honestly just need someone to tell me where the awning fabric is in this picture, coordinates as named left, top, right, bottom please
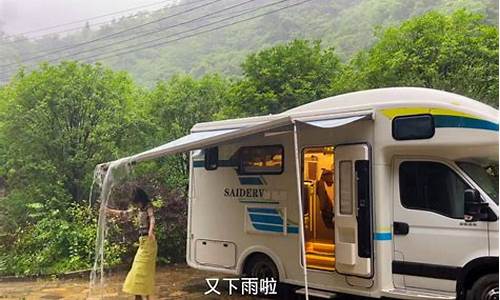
left=117, top=113, right=370, bottom=164
left=297, top=115, right=368, bottom=128
left=130, top=128, right=237, bottom=163
left=129, top=116, right=293, bottom=163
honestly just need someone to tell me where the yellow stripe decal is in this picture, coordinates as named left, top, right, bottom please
left=381, top=107, right=499, bottom=131
left=381, top=107, right=478, bottom=120
left=376, top=227, right=392, bottom=232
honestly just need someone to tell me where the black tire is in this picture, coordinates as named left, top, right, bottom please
left=468, top=273, right=499, bottom=300
left=244, top=253, right=279, bottom=280
left=244, top=253, right=297, bottom=299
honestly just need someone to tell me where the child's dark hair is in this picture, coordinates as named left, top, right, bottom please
left=131, top=187, right=150, bottom=207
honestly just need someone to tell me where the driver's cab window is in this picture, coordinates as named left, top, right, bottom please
left=399, top=161, right=469, bottom=219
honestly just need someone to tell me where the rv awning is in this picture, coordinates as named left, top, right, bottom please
left=115, top=113, right=370, bottom=165
left=297, top=115, right=368, bottom=128
left=129, top=129, right=237, bottom=162
left=128, top=116, right=292, bottom=163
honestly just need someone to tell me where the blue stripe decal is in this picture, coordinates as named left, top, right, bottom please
left=249, top=213, right=283, bottom=225
left=374, top=232, right=392, bottom=241
left=287, top=226, right=299, bottom=234
left=252, top=223, right=284, bottom=233
left=434, top=115, right=499, bottom=131
left=247, top=207, right=279, bottom=214
left=239, top=177, right=264, bottom=185
left=247, top=207, right=298, bottom=234
left=193, top=160, right=204, bottom=168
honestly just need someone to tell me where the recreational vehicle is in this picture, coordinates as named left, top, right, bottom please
left=105, top=87, right=499, bottom=300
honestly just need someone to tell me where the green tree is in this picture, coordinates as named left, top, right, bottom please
left=0, top=62, right=141, bottom=275
left=145, top=73, right=231, bottom=188
left=230, top=40, right=341, bottom=116
left=333, top=10, right=499, bottom=107
left=0, top=62, right=141, bottom=203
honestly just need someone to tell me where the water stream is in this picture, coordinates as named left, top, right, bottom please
left=88, top=157, right=132, bottom=298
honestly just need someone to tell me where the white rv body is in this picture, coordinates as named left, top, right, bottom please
left=183, top=88, right=498, bottom=299
left=102, top=87, right=497, bottom=299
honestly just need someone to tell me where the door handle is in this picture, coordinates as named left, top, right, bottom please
left=393, top=222, right=409, bottom=235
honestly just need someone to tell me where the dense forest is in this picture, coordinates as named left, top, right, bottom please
left=0, top=0, right=498, bottom=86
left=0, top=1, right=498, bottom=276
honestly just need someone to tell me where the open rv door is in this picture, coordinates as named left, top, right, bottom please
left=334, top=144, right=373, bottom=277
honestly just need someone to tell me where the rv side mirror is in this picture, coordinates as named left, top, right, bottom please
left=464, top=189, right=488, bottom=222
left=204, top=147, right=218, bottom=170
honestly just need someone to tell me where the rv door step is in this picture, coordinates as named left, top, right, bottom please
left=381, top=288, right=456, bottom=300
left=307, top=249, right=334, bottom=256
left=295, top=287, right=337, bottom=299
left=306, top=242, right=335, bottom=255
left=305, top=253, right=335, bottom=271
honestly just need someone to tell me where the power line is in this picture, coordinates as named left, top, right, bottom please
left=0, top=0, right=225, bottom=68
left=88, top=2, right=262, bottom=44
left=1, top=0, right=199, bottom=41
left=0, top=2, right=256, bottom=57
left=0, top=0, right=230, bottom=56
left=0, top=0, right=312, bottom=82
left=4, top=0, right=259, bottom=70
left=0, top=0, right=223, bottom=64
left=0, top=0, right=279, bottom=75
left=63, top=0, right=312, bottom=64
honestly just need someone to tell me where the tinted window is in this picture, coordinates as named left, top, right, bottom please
left=204, top=147, right=218, bottom=170
left=457, top=162, right=499, bottom=205
left=239, top=145, right=284, bottom=175
left=399, top=161, right=468, bottom=219
left=393, top=114, right=435, bottom=140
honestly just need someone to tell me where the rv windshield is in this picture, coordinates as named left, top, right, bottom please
left=457, top=162, right=499, bottom=205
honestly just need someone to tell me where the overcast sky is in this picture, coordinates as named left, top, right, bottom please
left=0, top=0, right=178, bottom=36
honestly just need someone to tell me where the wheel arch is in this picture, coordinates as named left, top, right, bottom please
left=237, top=246, right=286, bottom=280
left=457, top=256, right=499, bottom=300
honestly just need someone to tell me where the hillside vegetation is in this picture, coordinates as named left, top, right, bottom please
left=0, top=0, right=497, bottom=85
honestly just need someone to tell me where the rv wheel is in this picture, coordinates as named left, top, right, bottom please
left=468, top=273, right=499, bottom=300
left=244, top=253, right=279, bottom=280
left=244, top=254, right=297, bottom=298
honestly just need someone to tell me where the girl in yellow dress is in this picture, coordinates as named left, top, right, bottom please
left=107, top=187, right=157, bottom=300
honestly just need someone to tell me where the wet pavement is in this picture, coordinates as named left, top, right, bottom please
left=0, top=265, right=266, bottom=300
left=0, top=264, right=368, bottom=299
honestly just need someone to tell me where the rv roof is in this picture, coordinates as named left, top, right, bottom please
left=191, top=87, right=498, bottom=132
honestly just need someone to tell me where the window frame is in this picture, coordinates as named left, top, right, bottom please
left=396, top=158, right=473, bottom=220
left=237, top=144, right=285, bottom=175
left=392, top=114, right=435, bottom=141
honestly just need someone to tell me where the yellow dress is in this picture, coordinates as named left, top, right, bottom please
left=122, top=236, right=157, bottom=295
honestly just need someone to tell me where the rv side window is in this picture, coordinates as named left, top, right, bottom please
left=399, top=161, right=468, bottom=219
left=239, top=145, right=284, bottom=175
left=204, top=147, right=218, bottom=170
left=392, top=114, right=435, bottom=140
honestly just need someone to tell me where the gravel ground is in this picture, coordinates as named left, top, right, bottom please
left=0, top=264, right=369, bottom=300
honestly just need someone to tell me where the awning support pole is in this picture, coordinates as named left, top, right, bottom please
left=293, top=122, right=309, bottom=300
